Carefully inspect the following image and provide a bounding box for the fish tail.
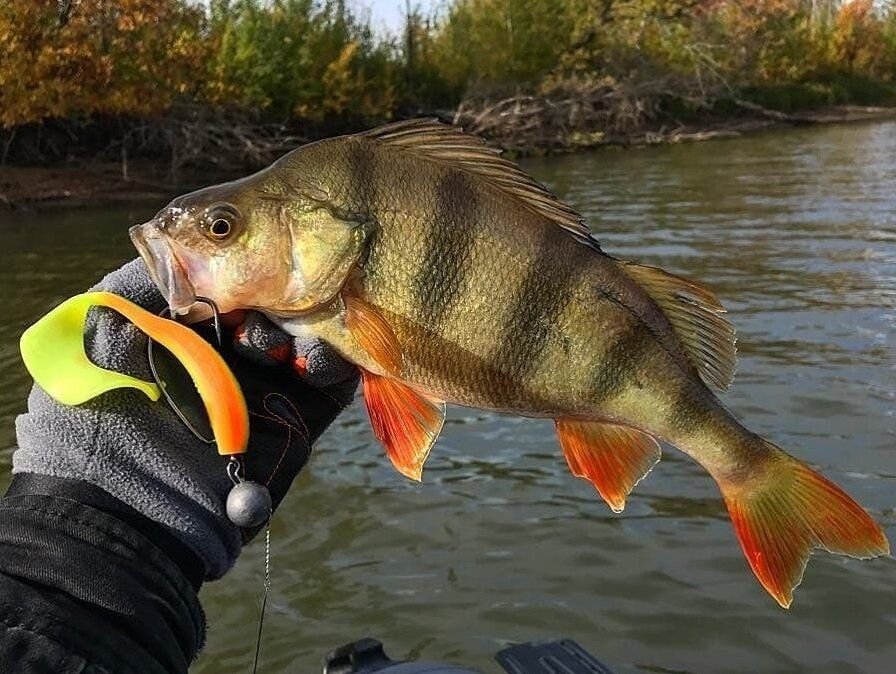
[718,438,889,608]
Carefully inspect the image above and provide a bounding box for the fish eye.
[210,218,231,237]
[203,204,241,241]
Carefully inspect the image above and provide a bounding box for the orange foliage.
[0,0,206,127]
[834,0,885,73]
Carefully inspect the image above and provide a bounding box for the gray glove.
[13,259,358,579]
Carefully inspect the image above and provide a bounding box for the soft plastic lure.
[19,291,249,455]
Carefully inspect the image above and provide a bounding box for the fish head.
[130,173,368,317]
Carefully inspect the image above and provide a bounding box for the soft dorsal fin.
[361,119,600,251]
[621,262,737,391]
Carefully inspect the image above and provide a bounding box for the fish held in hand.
[130,119,889,607]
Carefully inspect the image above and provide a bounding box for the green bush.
[204,0,399,123]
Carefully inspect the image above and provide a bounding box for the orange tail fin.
[721,442,889,608]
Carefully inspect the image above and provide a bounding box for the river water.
[0,121,893,673]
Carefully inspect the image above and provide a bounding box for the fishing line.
[251,521,272,674]
[145,296,274,672]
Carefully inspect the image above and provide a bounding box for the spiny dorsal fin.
[361,119,600,250]
[621,262,737,391]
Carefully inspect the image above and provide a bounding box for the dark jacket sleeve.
[0,474,207,674]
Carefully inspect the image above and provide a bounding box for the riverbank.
[0,162,235,211]
[602,104,896,145]
[2,104,894,210]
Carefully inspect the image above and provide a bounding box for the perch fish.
[130,119,889,608]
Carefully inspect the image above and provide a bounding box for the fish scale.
[361,171,595,413]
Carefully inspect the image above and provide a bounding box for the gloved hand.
[13,259,358,580]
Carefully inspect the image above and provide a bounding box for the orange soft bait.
[20,291,249,455]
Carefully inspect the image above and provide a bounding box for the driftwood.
[453,79,655,153]
[451,77,729,153]
[110,105,308,179]
[0,104,308,181]
[454,78,896,156]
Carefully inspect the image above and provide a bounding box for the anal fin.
[556,419,661,512]
[362,371,445,481]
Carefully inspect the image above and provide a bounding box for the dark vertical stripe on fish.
[413,171,479,330]
[589,320,655,405]
[348,141,377,213]
[492,234,583,383]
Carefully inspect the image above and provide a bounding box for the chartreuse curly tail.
[19,291,249,455]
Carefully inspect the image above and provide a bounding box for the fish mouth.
[129,222,197,315]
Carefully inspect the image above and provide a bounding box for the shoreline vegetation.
[2,0,896,208]
[3,104,894,209]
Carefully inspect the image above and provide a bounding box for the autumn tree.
[428,0,580,92]
[0,0,207,127]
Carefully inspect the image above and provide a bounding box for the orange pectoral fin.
[556,419,661,513]
[344,294,402,376]
[362,371,445,481]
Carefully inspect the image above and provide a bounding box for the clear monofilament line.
[251,521,272,674]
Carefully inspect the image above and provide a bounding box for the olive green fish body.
[278,128,823,482]
[280,134,696,421]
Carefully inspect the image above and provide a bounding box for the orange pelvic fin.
[344,294,402,376]
[555,419,661,513]
[722,442,889,608]
[362,371,445,481]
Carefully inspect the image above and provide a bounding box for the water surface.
[1,121,894,673]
